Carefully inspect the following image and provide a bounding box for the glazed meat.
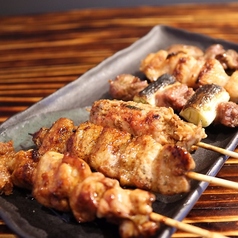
[140,50,191,83]
[10,149,38,190]
[0,141,15,195]
[140,44,206,86]
[225,70,238,102]
[0,141,37,194]
[33,151,159,237]
[196,58,229,87]
[33,151,92,211]
[33,117,76,158]
[89,99,206,150]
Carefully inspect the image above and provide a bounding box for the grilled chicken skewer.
[0,142,159,237]
[32,118,238,194]
[110,74,238,128]
[0,142,228,238]
[32,118,195,195]
[89,99,207,151]
[136,74,237,128]
[140,44,238,102]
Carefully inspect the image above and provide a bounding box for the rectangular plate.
[0,25,238,238]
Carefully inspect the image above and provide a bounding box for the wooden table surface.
[1,2,238,237]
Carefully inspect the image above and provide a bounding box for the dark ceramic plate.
[0,25,238,238]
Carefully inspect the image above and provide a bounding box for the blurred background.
[0,0,233,16]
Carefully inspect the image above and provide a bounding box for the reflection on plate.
[0,25,238,238]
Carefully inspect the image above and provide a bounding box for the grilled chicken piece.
[140,44,204,83]
[205,44,238,70]
[0,141,37,194]
[10,149,38,190]
[32,117,76,158]
[215,101,238,127]
[33,151,92,212]
[0,141,15,194]
[140,50,189,82]
[141,49,227,89]
[90,99,206,150]
[173,56,206,88]
[109,74,148,101]
[197,58,229,87]
[33,151,159,237]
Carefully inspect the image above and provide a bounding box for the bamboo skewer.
[150,213,228,238]
[152,168,238,238]
[197,141,238,159]
[187,171,238,190]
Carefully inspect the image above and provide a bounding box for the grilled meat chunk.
[32,117,75,158]
[33,151,92,212]
[90,99,206,150]
[215,101,238,127]
[33,151,159,237]
[0,141,37,194]
[109,74,148,101]
[0,141,15,195]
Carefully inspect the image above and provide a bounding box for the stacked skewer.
[1,102,238,237]
[1,43,238,237]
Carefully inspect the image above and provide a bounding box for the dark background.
[0,0,235,16]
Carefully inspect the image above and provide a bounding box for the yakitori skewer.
[0,143,229,238]
[29,117,238,198]
[110,73,238,128]
[140,43,238,103]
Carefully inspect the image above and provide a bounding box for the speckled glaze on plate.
[0,25,238,238]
